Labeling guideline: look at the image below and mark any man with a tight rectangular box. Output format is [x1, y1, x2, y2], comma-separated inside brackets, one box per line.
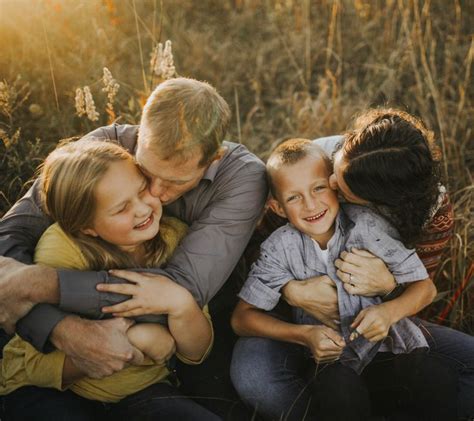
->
[0, 77, 267, 419]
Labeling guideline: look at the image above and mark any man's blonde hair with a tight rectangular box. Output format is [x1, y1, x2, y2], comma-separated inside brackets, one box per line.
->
[139, 77, 231, 167]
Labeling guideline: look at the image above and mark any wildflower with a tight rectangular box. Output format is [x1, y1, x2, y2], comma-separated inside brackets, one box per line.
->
[102, 67, 120, 112]
[29, 104, 43, 119]
[0, 81, 12, 117]
[0, 128, 20, 149]
[150, 40, 176, 80]
[83, 86, 99, 122]
[75, 88, 86, 117]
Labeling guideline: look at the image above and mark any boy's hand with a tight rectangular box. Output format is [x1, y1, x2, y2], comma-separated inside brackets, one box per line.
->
[302, 325, 345, 362]
[350, 303, 395, 342]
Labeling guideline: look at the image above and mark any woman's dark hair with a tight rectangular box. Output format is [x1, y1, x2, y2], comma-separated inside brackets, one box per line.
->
[341, 108, 442, 247]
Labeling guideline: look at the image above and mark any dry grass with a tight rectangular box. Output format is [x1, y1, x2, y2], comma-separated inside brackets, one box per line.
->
[0, 0, 472, 332]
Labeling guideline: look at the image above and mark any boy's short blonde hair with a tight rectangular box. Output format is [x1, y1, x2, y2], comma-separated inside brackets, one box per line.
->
[139, 77, 231, 167]
[266, 138, 332, 198]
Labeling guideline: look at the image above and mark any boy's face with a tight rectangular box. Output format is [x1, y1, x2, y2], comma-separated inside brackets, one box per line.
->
[269, 154, 340, 248]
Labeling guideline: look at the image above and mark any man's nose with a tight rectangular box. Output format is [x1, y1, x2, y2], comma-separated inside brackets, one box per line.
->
[149, 178, 165, 198]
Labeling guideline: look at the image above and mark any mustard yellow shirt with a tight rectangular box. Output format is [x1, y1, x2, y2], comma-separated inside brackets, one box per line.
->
[0, 218, 213, 402]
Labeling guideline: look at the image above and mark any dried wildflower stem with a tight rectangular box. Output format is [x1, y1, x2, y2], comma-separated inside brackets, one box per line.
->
[133, 0, 148, 94]
[304, 0, 311, 85]
[234, 85, 241, 144]
[41, 17, 59, 112]
[413, 0, 448, 182]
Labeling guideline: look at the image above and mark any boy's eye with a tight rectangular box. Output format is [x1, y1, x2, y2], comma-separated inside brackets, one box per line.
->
[286, 195, 299, 203]
[314, 185, 326, 192]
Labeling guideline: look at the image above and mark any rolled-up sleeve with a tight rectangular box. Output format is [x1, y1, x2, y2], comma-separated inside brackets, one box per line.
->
[238, 234, 295, 311]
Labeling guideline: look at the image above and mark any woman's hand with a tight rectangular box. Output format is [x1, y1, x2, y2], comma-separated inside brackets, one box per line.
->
[334, 248, 397, 297]
[282, 276, 340, 329]
[98, 270, 194, 317]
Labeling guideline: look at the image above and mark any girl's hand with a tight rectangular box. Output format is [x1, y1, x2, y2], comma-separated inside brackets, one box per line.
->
[335, 248, 397, 297]
[98, 270, 195, 317]
[350, 303, 395, 342]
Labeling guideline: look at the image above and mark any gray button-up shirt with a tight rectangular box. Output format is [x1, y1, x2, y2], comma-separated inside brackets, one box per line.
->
[0, 124, 267, 351]
[239, 204, 428, 373]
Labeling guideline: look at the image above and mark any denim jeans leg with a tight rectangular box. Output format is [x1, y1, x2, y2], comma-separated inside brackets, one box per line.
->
[417, 319, 474, 418]
[2, 386, 105, 421]
[109, 382, 222, 421]
[230, 336, 314, 421]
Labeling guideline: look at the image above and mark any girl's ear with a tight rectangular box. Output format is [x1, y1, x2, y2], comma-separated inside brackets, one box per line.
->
[268, 197, 287, 219]
[81, 227, 99, 237]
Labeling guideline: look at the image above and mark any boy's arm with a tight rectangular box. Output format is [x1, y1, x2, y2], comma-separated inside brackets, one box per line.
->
[231, 300, 345, 362]
[350, 278, 436, 342]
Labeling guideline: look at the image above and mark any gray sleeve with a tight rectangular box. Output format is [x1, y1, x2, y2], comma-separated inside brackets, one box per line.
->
[354, 217, 429, 284]
[238, 233, 295, 311]
[164, 164, 268, 307]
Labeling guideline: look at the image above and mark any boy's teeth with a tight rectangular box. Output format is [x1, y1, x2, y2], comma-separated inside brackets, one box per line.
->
[306, 210, 325, 221]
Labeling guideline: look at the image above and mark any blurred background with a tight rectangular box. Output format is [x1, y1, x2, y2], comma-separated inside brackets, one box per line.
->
[0, 0, 472, 332]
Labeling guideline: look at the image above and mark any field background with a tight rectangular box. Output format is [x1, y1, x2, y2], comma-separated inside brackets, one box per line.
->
[0, 0, 472, 333]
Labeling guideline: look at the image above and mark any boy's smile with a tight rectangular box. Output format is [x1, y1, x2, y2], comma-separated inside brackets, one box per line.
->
[269, 154, 340, 249]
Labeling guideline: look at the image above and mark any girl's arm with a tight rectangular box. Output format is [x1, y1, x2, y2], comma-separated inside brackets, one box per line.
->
[232, 299, 345, 363]
[350, 278, 436, 342]
[99, 269, 213, 363]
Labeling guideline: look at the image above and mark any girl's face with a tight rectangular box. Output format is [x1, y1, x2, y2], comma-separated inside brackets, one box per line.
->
[83, 159, 162, 252]
[329, 149, 369, 205]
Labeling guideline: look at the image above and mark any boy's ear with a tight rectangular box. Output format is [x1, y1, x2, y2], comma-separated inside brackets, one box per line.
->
[81, 227, 99, 237]
[268, 197, 287, 219]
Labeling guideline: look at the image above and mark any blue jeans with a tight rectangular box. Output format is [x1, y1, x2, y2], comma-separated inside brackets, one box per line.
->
[231, 320, 473, 420]
[1, 382, 221, 421]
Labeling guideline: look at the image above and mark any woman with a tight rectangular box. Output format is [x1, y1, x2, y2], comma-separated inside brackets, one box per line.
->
[232, 108, 473, 420]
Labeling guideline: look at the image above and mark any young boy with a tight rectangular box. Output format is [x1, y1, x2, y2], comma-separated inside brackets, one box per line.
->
[231, 139, 457, 420]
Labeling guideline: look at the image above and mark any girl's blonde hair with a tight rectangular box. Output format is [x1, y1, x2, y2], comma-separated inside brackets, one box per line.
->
[40, 138, 177, 270]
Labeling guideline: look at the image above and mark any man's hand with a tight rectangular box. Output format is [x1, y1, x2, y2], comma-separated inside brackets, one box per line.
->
[50, 316, 144, 379]
[301, 325, 345, 362]
[350, 303, 395, 343]
[98, 270, 194, 318]
[335, 248, 397, 297]
[282, 276, 340, 329]
[0, 257, 58, 333]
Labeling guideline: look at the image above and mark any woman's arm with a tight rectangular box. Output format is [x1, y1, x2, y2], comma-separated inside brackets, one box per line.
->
[281, 275, 340, 329]
[350, 278, 437, 342]
[231, 299, 345, 362]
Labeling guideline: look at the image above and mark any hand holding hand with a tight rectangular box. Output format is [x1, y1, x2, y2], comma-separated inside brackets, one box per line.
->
[335, 248, 396, 297]
[282, 276, 340, 329]
[98, 270, 194, 318]
[302, 325, 345, 363]
[350, 303, 395, 343]
[51, 316, 144, 379]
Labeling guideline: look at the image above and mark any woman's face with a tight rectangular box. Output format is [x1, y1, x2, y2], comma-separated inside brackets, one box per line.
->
[329, 149, 369, 205]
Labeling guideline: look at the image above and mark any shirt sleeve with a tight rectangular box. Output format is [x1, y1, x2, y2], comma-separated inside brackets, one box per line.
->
[354, 213, 429, 284]
[162, 161, 268, 307]
[238, 232, 295, 311]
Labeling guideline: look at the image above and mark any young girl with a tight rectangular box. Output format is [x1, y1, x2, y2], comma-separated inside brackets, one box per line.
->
[0, 139, 213, 403]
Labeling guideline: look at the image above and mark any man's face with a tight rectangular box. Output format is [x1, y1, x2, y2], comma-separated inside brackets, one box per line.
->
[135, 140, 208, 205]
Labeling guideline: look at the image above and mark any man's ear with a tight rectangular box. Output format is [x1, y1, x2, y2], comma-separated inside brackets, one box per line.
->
[268, 197, 287, 219]
[81, 227, 99, 237]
